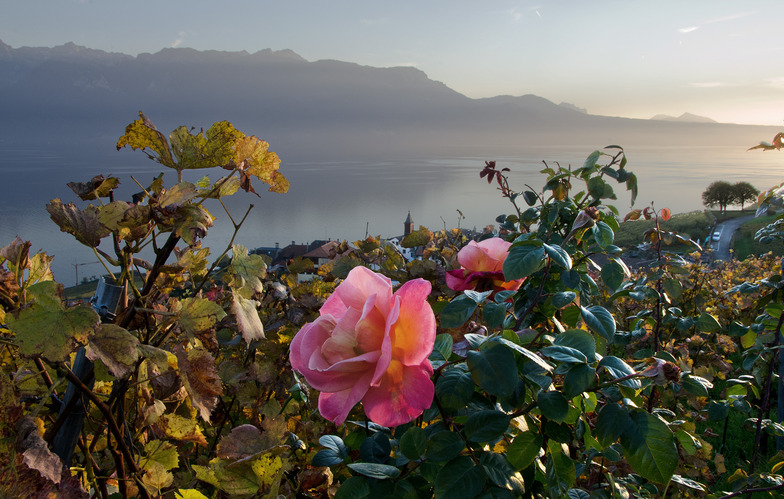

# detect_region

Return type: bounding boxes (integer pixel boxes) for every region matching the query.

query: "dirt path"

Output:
[711,214,757,261]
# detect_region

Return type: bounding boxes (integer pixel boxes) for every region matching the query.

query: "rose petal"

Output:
[390,278,435,365]
[321,266,392,317]
[318,369,375,425]
[363,361,435,427]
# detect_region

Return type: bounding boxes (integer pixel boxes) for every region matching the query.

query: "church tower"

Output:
[404,211,414,236]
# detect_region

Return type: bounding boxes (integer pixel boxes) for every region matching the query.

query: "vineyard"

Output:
[2,114,784,498]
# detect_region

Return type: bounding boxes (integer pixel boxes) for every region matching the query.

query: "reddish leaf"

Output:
[660,208,672,221]
[174,345,222,421]
[624,209,642,222]
[216,424,267,460]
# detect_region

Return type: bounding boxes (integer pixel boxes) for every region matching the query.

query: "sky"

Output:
[2,0,783,126]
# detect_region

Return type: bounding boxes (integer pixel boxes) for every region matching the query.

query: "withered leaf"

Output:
[67,175,120,200]
[156,413,207,446]
[16,416,63,485]
[174,345,222,422]
[232,291,265,343]
[85,324,140,378]
[216,424,267,460]
[46,199,110,248]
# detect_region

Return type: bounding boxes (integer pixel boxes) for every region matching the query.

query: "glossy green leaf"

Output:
[426,431,466,462]
[467,343,518,399]
[601,259,625,292]
[503,244,545,281]
[553,329,596,363]
[581,305,616,342]
[552,291,576,309]
[507,430,543,470]
[594,403,631,448]
[696,312,721,333]
[440,295,478,329]
[436,367,475,411]
[465,410,511,442]
[620,410,677,484]
[432,333,454,361]
[597,356,641,389]
[434,456,486,499]
[546,440,576,497]
[537,391,569,423]
[592,222,614,249]
[479,452,525,495]
[399,427,427,460]
[563,364,595,398]
[347,463,400,480]
[543,243,572,270]
[334,476,371,499]
[540,345,587,364]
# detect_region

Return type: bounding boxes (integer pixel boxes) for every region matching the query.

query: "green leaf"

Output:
[522,191,538,206]
[563,364,595,398]
[543,244,572,270]
[117,113,175,168]
[347,463,401,480]
[464,411,511,442]
[553,329,596,363]
[540,345,587,364]
[583,150,601,170]
[479,452,525,495]
[426,431,465,462]
[503,244,545,281]
[601,259,626,292]
[467,343,518,399]
[7,281,99,362]
[492,337,554,372]
[434,456,486,499]
[696,312,721,333]
[507,431,543,470]
[537,391,569,423]
[546,440,576,496]
[597,356,641,389]
[592,222,614,249]
[400,427,427,460]
[707,401,729,421]
[433,333,454,361]
[670,474,707,492]
[440,295,478,329]
[681,375,712,397]
[620,410,677,484]
[319,435,349,457]
[312,449,345,467]
[663,278,683,300]
[482,302,507,329]
[580,306,616,342]
[436,367,475,411]
[401,227,434,248]
[334,476,371,499]
[594,403,631,447]
[552,291,576,309]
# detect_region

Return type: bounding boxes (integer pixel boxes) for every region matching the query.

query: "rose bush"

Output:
[445,237,522,293]
[289,266,436,427]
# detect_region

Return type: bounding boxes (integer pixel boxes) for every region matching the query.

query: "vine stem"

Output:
[61,366,151,499]
[748,310,784,477]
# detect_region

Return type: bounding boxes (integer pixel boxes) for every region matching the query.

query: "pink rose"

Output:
[289,266,436,427]
[446,238,523,293]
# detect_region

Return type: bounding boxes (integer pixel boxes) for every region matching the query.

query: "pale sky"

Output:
[2,0,783,125]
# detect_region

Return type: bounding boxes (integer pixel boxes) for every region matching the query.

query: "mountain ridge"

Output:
[0,39,778,159]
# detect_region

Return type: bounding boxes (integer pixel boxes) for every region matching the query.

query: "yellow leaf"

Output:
[157,413,208,446]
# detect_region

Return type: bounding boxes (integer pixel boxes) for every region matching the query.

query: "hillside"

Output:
[0,40,779,160]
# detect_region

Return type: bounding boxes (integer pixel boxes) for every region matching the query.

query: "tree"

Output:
[732,181,759,210]
[702,180,734,212]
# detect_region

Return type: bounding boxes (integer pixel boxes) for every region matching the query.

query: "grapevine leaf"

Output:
[7,281,98,362]
[46,199,110,248]
[227,245,267,297]
[232,291,265,343]
[156,414,208,446]
[67,175,120,200]
[85,324,140,378]
[402,226,434,248]
[174,345,222,421]
[117,113,175,168]
[216,424,267,460]
[177,297,227,337]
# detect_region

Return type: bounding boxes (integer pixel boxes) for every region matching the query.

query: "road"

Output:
[711,214,756,261]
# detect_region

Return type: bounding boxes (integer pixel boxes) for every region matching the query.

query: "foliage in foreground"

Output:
[0,118,784,498]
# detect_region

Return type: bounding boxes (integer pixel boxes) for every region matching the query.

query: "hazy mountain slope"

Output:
[0,40,778,159]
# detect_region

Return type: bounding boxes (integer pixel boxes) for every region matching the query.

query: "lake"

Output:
[1,143,782,286]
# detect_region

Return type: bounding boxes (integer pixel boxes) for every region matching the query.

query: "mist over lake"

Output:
[1,141,781,287]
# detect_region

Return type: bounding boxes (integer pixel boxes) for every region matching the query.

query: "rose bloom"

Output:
[446,238,523,293]
[289,266,436,427]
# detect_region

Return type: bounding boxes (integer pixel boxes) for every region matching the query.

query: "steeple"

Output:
[404,211,414,236]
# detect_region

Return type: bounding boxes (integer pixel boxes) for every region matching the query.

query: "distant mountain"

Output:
[559,102,588,114]
[0,40,776,159]
[650,112,717,124]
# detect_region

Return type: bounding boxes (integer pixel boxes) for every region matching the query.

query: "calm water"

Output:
[1,144,782,286]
